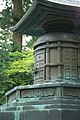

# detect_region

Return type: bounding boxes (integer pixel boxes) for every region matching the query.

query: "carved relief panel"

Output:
[50,48,58,80]
[34,50,45,81]
[63,48,77,80]
[78,49,80,81]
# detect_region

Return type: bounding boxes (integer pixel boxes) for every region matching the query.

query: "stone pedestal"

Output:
[0,83,80,120]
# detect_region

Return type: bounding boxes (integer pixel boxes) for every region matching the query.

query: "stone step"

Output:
[0,109,80,120]
[1,96,80,112]
[12,97,80,106]
[0,111,14,120]
[0,103,64,112]
[0,110,53,120]
[1,103,80,112]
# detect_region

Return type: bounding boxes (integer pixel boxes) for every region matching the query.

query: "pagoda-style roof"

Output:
[11,0,80,36]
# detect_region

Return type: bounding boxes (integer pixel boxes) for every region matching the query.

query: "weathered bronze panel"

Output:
[64,88,80,97]
[7,92,16,102]
[1,1,80,120]
[0,112,14,120]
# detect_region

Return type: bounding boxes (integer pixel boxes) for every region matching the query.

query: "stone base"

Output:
[0,109,80,120]
[0,108,80,120]
[0,82,80,120]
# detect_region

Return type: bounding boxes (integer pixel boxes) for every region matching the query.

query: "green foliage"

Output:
[0,7,12,30]
[0,49,34,104]
[0,0,35,105]
[5,50,34,86]
[22,0,33,13]
[26,36,37,49]
[0,39,12,104]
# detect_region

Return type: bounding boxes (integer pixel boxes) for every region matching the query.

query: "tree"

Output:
[12,0,34,50]
[25,36,37,50]
[0,0,35,104]
[0,0,34,50]
[0,0,12,42]
[5,50,34,87]
[12,0,23,50]
[0,37,12,104]
[0,49,34,104]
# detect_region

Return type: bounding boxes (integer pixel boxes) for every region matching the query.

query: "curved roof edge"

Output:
[11,0,80,36]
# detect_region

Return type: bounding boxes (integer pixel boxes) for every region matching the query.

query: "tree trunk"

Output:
[12,0,23,50]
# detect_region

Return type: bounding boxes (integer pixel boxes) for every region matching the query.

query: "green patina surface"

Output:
[1,0,80,120]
